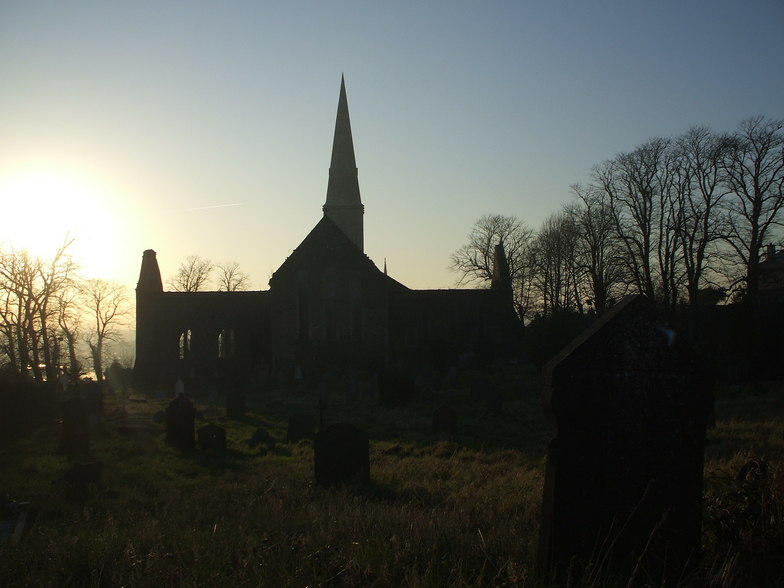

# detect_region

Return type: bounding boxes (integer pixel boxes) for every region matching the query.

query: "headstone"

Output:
[198,423,227,452]
[432,405,457,434]
[286,413,316,443]
[226,386,245,419]
[174,377,185,398]
[165,394,196,450]
[537,295,714,584]
[247,428,276,451]
[314,422,370,487]
[58,397,90,454]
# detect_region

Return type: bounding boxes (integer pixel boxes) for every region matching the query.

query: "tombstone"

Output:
[226,386,245,419]
[247,428,276,451]
[58,397,90,454]
[314,423,370,487]
[58,461,102,500]
[196,423,226,452]
[537,295,714,584]
[286,413,316,443]
[431,405,457,434]
[165,394,196,450]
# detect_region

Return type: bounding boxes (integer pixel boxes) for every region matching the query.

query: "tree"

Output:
[720,116,784,302]
[672,126,730,309]
[569,185,628,315]
[169,255,214,292]
[450,214,534,317]
[0,240,77,380]
[216,261,251,291]
[82,279,129,382]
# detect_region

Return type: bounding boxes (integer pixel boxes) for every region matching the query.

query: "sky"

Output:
[1,1,783,294]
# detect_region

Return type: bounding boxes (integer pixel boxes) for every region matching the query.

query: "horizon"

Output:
[1,2,783,292]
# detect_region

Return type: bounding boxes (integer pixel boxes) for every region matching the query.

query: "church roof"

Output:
[269,216,388,286]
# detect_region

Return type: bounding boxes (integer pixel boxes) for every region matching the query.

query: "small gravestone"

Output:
[165,394,196,450]
[287,413,316,443]
[432,405,457,434]
[314,423,370,487]
[198,423,226,452]
[247,428,276,451]
[58,397,90,454]
[226,387,245,419]
[538,295,713,584]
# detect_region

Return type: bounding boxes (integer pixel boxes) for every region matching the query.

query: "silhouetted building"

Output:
[134,77,521,391]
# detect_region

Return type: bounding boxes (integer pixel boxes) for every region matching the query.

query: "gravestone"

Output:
[58,397,90,454]
[226,386,245,419]
[82,380,103,416]
[165,394,196,450]
[247,428,276,451]
[538,295,713,584]
[432,405,457,434]
[198,423,227,452]
[314,422,370,487]
[286,413,316,443]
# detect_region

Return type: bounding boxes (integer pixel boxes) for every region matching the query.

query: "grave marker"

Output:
[538,295,713,583]
[314,422,369,487]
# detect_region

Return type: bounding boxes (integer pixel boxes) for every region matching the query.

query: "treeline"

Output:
[0,240,130,383]
[452,116,784,320]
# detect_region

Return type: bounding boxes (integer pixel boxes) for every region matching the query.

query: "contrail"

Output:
[185,203,242,211]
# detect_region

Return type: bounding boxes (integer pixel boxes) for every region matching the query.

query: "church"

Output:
[134,77,521,391]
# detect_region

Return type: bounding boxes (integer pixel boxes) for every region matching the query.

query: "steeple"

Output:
[323,75,364,251]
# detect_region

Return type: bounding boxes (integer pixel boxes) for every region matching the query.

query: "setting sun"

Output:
[0,169,128,279]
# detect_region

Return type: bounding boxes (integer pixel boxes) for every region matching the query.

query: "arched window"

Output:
[218,328,235,359]
[178,329,192,360]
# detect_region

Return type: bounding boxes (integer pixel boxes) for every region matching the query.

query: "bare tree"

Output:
[720,116,784,302]
[569,185,628,314]
[82,279,129,382]
[673,126,731,309]
[169,255,214,292]
[0,240,77,380]
[450,214,534,317]
[216,261,251,291]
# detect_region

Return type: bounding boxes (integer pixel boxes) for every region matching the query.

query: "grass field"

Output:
[1,366,782,587]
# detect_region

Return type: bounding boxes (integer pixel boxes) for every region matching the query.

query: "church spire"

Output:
[323,75,364,251]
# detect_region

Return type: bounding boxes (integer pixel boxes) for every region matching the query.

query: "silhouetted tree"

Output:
[169,255,214,292]
[0,241,77,381]
[673,126,730,310]
[82,279,129,382]
[720,116,784,302]
[450,214,534,317]
[568,185,628,315]
[216,261,250,291]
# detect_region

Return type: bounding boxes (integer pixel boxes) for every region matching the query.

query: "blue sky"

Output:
[1,1,782,291]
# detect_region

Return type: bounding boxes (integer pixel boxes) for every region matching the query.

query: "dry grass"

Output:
[1,368,783,586]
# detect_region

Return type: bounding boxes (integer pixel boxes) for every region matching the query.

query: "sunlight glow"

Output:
[0,169,129,280]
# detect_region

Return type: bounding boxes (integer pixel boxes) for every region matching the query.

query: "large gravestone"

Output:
[58,397,90,455]
[538,295,713,584]
[165,395,196,450]
[314,423,370,487]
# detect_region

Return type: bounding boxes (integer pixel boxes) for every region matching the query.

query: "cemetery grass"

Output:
[0,370,783,587]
